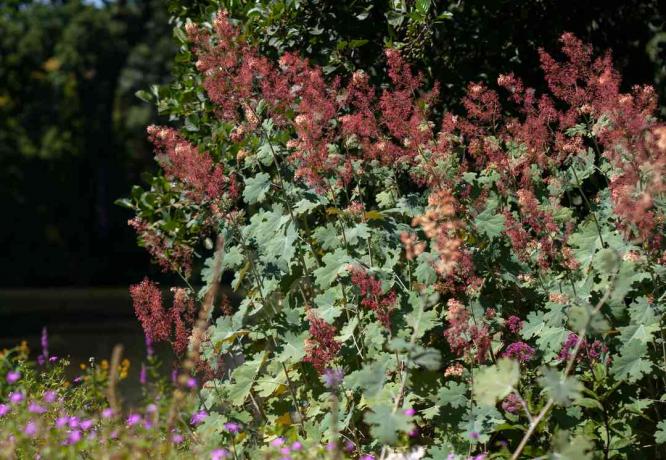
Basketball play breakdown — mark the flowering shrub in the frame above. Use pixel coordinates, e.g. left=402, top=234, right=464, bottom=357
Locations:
left=122, top=9, right=666, bottom=459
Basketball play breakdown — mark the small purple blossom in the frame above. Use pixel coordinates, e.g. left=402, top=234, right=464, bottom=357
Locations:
left=6, top=370, right=21, bottom=384
left=140, top=364, right=148, bottom=385
left=66, top=430, right=82, bottom=445
left=80, top=419, right=94, bottom=431
left=68, top=416, right=80, bottom=429
left=506, top=315, right=523, bottom=334
left=186, top=377, right=197, bottom=389
left=322, top=367, right=344, bottom=390
left=28, top=402, right=46, bottom=414
left=210, top=448, right=229, bottom=460
left=360, top=455, right=375, bottom=460
left=55, top=416, right=69, bottom=428
left=146, top=403, right=158, bottom=414
left=43, top=390, right=57, bottom=403
left=403, top=407, right=416, bottom=417
left=469, top=431, right=480, bottom=440
left=291, top=441, right=302, bottom=451
left=9, top=391, right=24, bottom=404
left=271, top=437, right=285, bottom=447
left=172, top=432, right=184, bottom=444
left=24, top=420, right=38, bottom=437
left=40, top=327, right=49, bottom=362
left=126, top=414, right=141, bottom=427
left=501, top=393, right=521, bottom=414
left=502, top=341, right=535, bottom=362
left=49, top=356, right=58, bottom=363
left=145, top=334, right=155, bottom=357
left=190, top=410, right=208, bottom=426
left=223, top=422, right=240, bottom=433
left=0, top=404, right=10, bottom=417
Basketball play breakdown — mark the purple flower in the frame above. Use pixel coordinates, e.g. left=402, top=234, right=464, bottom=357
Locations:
left=68, top=416, right=80, bottom=429
left=24, top=421, right=38, bottom=437
left=6, top=370, right=21, bottom=384
left=41, top=327, right=49, bottom=361
left=9, top=391, right=24, bottom=404
left=502, top=341, right=535, bottom=362
left=140, top=364, right=148, bottom=385
left=291, top=441, right=302, bottom=451
left=280, top=447, right=291, bottom=455
left=223, top=422, right=240, bottom=433
left=403, top=407, right=416, bottom=417
left=145, top=335, right=154, bottom=358
left=502, top=393, right=521, bottom=414
left=73, top=376, right=83, bottom=384
left=66, top=430, right=82, bottom=445
left=55, top=416, right=69, bottom=429
left=469, top=431, right=480, bottom=440
left=210, top=448, right=229, bottom=460
left=506, top=315, right=523, bottom=334
left=186, top=377, right=197, bottom=389
left=49, top=356, right=58, bottom=363
left=271, top=437, right=285, bottom=447
left=408, top=427, right=419, bottom=437
left=101, top=408, right=114, bottom=419
left=146, top=403, right=158, bottom=414
left=87, top=431, right=97, bottom=441
left=0, top=404, right=10, bottom=417
left=28, top=402, right=46, bottom=414
left=80, top=419, right=94, bottom=431
left=344, top=440, right=355, bottom=452
left=43, top=390, right=57, bottom=403
left=360, top=456, right=375, bottom=460
left=190, top=410, right=208, bottom=426
left=126, top=414, right=141, bottom=427
left=322, top=367, right=344, bottom=390
left=172, top=432, right=184, bottom=444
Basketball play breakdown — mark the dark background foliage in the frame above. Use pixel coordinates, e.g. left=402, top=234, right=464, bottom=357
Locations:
left=1, top=0, right=664, bottom=287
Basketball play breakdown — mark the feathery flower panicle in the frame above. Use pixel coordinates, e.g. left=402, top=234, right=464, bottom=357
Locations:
left=128, top=217, right=193, bottom=275
left=130, top=278, right=170, bottom=342
left=304, top=310, right=341, bottom=374
left=350, top=267, right=396, bottom=329
left=147, top=126, right=230, bottom=201
left=443, top=299, right=491, bottom=364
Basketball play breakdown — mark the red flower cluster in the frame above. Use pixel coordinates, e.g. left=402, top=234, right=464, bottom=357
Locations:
left=147, top=126, right=235, bottom=201
left=557, top=332, right=607, bottom=364
left=128, top=217, right=193, bottom=276
left=185, top=12, right=442, bottom=191
left=350, top=268, right=396, bottom=330
left=502, top=341, right=535, bottom=362
left=443, top=299, right=491, bottom=364
left=129, top=278, right=196, bottom=355
left=505, top=315, right=524, bottom=335
left=304, top=310, right=341, bottom=374
left=412, top=190, right=475, bottom=293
